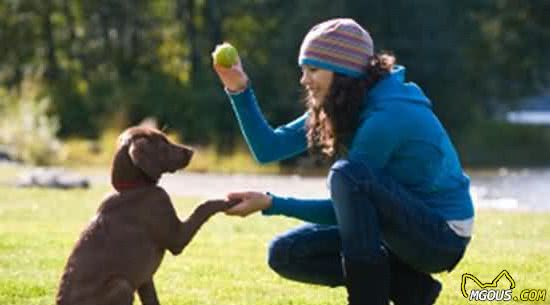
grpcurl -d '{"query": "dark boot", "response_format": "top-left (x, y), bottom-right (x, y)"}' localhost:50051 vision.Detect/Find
top-left (342, 255), bottom-right (390, 305)
top-left (389, 253), bottom-right (442, 305)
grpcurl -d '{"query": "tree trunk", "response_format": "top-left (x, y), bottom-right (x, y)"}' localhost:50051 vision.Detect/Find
top-left (62, 0), bottom-right (77, 60)
top-left (42, 0), bottom-right (59, 80)
top-left (177, 0), bottom-right (200, 82)
top-left (205, 0), bottom-right (222, 46)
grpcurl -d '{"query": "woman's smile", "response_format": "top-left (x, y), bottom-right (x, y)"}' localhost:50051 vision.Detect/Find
top-left (306, 86), bottom-right (319, 98)
top-left (300, 65), bottom-right (334, 103)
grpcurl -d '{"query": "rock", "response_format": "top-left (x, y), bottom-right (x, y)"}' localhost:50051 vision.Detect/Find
top-left (0, 145), bottom-right (15, 162)
top-left (17, 168), bottom-right (90, 189)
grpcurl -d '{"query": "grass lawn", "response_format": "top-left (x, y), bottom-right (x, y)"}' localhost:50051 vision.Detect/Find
top-left (0, 174), bottom-right (548, 304)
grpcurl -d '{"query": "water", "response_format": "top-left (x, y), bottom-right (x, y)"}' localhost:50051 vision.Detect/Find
top-left (161, 168), bottom-right (550, 211)
top-left (468, 168), bottom-right (550, 211)
top-left (7, 163), bottom-right (550, 211)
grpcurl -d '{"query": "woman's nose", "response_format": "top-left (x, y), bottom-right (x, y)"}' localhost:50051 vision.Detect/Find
top-left (300, 72), bottom-right (309, 86)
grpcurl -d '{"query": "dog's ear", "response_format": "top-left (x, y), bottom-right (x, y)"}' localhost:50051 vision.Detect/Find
top-left (128, 137), bottom-right (162, 181)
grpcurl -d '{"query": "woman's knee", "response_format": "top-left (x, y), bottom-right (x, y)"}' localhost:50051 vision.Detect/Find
top-left (267, 234), bottom-right (294, 273)
top-left (268, 224), bottom-right (337, 273)
top-left (328, 159), bottom-right (373, 199)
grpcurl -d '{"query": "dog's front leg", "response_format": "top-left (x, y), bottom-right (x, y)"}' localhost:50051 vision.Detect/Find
top-left (169, 199), bottom-right (238, 255)
top-left (138, 280), bottom-right (160, 305)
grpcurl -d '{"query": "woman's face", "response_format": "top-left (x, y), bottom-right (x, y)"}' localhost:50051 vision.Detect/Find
top-left (300, 65), bottom-right (333, 105)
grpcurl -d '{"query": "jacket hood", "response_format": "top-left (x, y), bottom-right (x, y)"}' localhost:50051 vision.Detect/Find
top-left (366, 65), bottom-right (432, 108)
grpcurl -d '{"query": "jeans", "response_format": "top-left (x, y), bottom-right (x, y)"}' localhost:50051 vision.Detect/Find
top-left (267, 159), bottom-right (470, 286)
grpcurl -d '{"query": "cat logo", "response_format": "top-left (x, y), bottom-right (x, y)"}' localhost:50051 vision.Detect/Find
top-left (461, 270), bottom-right (546, 302)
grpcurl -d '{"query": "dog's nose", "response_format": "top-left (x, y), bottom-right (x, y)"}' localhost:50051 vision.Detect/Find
top-left (186, 148), bottom-right (194, 159)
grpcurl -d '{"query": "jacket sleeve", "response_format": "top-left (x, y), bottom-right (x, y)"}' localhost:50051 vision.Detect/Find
top-left (262, 193), bottom-right (337, 225)
top-left (227, 87), bottom-right (308, 163)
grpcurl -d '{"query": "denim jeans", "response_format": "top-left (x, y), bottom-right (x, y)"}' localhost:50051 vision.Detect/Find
top-left (267, 159), bottom-right (469, 286)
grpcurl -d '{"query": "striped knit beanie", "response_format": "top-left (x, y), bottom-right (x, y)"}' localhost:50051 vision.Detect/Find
top-left (298, 18), bottom-right (374, 78)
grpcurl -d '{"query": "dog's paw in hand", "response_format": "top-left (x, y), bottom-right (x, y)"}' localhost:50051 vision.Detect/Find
top-left (197, 198), bottom-right (242, 215)
top-left (224, 198), bottom-right (242, 210)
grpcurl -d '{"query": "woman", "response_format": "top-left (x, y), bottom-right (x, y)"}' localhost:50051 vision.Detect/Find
top-left (213, 18), bottom-right (473, 305)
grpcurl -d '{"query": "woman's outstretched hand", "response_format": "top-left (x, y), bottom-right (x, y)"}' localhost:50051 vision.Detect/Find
top-left (213, 57), bottom-right (249, 93)
top-left (224, 191), bottom-right (272, 217)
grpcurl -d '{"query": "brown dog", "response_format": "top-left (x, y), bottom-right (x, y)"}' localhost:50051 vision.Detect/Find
top-left (56, 126), bottom-right (237, 305)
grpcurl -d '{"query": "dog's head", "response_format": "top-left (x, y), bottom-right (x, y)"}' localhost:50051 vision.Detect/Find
top-left (111, 126), bottom-right (194, 191)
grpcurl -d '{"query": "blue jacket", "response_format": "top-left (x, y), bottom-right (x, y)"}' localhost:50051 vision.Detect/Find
top-left (228, 65), bottom-right (474, 224)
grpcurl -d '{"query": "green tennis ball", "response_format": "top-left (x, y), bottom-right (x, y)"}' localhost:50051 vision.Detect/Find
top-left (212, 42), bottom-right (239, 67)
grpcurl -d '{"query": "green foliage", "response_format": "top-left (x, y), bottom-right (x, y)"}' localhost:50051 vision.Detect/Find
top-left (457, 120), bottom-right (550, 167)
top-left (463, 0), bottom-right (550, 103)
top-left (0, 80), bottom-right (61, 165)
top-left (0, 0), bottom-right (549, 165)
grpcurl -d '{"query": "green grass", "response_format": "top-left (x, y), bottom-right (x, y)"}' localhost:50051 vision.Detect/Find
top-left (0, 181), bottom-right (548, 304)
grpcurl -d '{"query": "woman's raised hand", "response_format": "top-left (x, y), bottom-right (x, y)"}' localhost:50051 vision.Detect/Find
top-left (224, 191), bottom-right (272, 217)
top-left (213, 57), bottom-right (249, 93)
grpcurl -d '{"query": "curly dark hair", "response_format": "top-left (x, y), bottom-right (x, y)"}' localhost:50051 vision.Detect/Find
top-left (305, 52), bottom-right (396, 158)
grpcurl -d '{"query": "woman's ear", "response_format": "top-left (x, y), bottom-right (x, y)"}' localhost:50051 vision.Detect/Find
top-left (128, 137), bottom-right (162, 181)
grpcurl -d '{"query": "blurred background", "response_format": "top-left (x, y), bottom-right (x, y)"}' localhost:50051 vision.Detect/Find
top-left (0, 0), bottom-right (549, 171)
top-left (0, 3), bottom-right (548, 303)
